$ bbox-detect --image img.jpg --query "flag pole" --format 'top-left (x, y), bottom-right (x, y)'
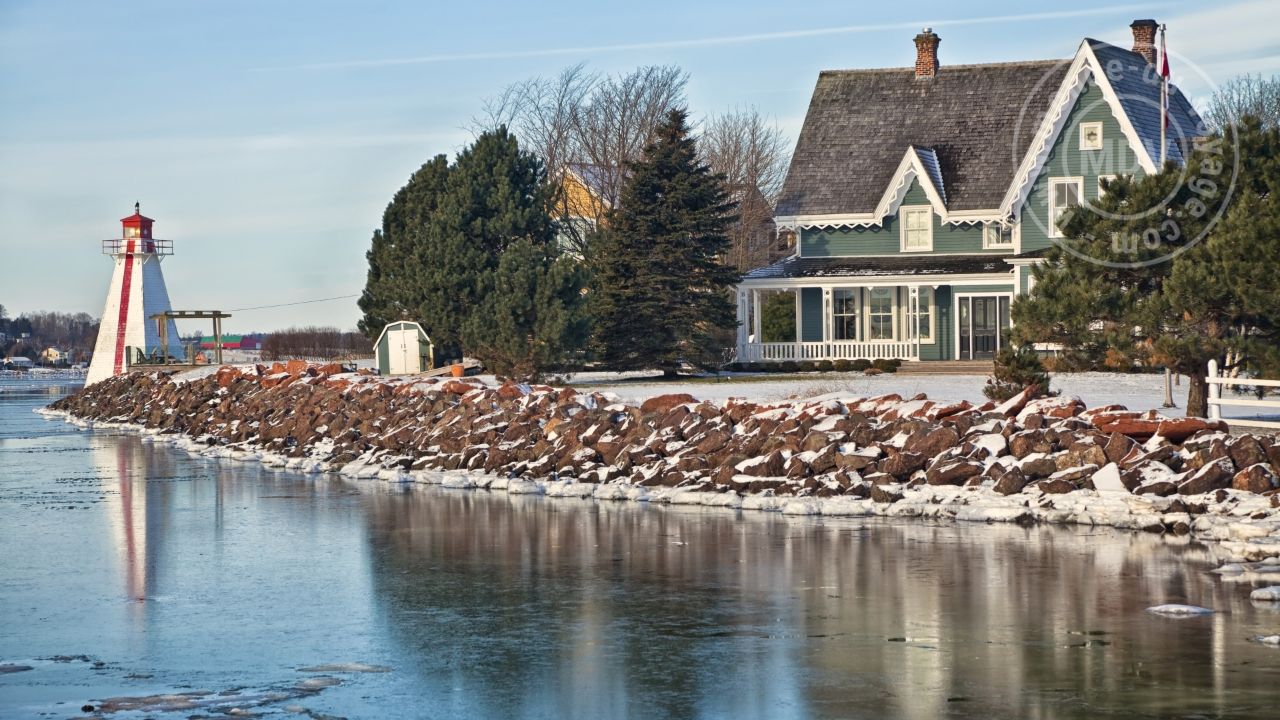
top-left (1159, 24), bottom-right (1167, 167)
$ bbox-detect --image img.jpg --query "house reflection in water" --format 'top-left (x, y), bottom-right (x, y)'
top-left (359, 486), bottom-right (1255, 719)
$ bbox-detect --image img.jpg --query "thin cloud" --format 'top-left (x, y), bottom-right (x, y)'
top-left (259, 5), bottom-right (1160, 72)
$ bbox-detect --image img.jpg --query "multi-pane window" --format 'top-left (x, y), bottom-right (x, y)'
top-left (1048, 178), bottom-right (1082, 238)
top-left (914, 287), bottom-right (933, 342)
top-left (983, 223), bottom-right (1014, 248)
top-left (833, 289), bottom-right (859, 340)
top-left (900, 206), bottom-right (932, 251)
top-left (867, 288), bottom-right (895, 340)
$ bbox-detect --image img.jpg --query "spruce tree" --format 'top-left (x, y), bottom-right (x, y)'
top-left (357, 155), bottom-right (450, 339)
top-left (461, 238), bottom-right (589, 380)
top-left (1013, 118), bottom-right (1280, 416)
top-left (591, 109), bottom-right (739, 374)
top-left (412, 127), bottom-right (556, 357)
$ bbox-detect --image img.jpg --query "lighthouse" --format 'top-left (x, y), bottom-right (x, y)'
top-left (86, 204), bottom-right (182, 386)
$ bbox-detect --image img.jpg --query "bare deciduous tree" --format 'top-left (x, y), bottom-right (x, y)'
top-left (700, 107), bottom-right (792, 272)
top-left (476, 64), bottom-right (688, 258)
top-left (261, 327), bottom-right (371, 361)
top-left (1204, 74), bottom-right (1280, 131)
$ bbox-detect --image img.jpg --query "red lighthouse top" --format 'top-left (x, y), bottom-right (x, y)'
top-left (121, 202), bottom-right (154, 240)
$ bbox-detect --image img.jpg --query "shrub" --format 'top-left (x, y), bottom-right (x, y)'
top-left (864, 367), bottom-right (883, 376)
top-left (832, 359), bottom-right (853, 372)
top-left (852, 358), bottom-right (872, 372)
top-left (798, 360), bottom-right (817, 372)
top-left (779, 360), bottom-right (800, 373)
top-left (816, 360), bottom-right (834, 372)
top-left (871, 358), bottom-right (900, 373)
top-left (983, 344), bottom-right (1055, 401)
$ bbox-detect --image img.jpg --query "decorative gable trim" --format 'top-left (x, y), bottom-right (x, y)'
top-left (777, 146), bottom-right (1004, 231)
top-left (998, 40), bottom-right (1160, 223)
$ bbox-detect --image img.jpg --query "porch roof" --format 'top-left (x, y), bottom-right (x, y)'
top-left (741, 254), bottom-right (1012, 281)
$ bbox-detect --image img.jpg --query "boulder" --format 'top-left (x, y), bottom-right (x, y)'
top-left (1103, 432), bottom-right (1137, 464)
top-left (925, 460), bottom-right (983, 486)
top-left (1035, 478), bottom-right (1077, 494)
top-left (640, 393), bottom-right (697, 414)
top-left (1232, 464), bottom-right (1278, 494)
top-left (1134, 480), bottom-right (1179, 497)
top-left (1177, 458), bottom-right (1234, 495)
top-left (992, 467), bottom-right (1028, 495)
top-left (903, 426), bottom-right (960, 458)
top-left (1018, 454), bottom-right (1058, 480)
top-left (1009, 431), bottom-right (1052, 459)
top-left (870, 485), bottom-right (904, 504)
top-left (880, 451), bottom-right (926, 479)
top-left (737, 450), bottom-right (786, 477)
top-left (1228, 436), bottom-right (1269, 469)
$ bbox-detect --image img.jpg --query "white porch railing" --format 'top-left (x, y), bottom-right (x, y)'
top-left (1207, 360), bottom-right (1280, 429)
top-left (738, 341), bottom-right (919, 363)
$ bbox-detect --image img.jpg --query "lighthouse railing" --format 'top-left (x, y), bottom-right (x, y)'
top-left (102, 238), bottom-right (173, 256)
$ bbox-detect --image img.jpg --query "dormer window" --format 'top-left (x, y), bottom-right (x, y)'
top-left (1080, 122), bottom-right (1103, 151)
top-left (900, 206), bottom-right (933, 251)
top-left (983, 222), bottom-right (1014, 249)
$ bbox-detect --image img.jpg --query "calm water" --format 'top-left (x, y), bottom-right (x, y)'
top-left (1, 378), bottom-right (1278, 719)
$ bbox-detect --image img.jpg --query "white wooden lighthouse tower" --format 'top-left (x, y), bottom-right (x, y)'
top-left (86, 205), bottom-right (182, 386)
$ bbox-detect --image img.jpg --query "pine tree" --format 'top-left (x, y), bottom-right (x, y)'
top-left (408, 127), bottom-right (557, 359)
top-left (1013, 118), bottom-right (1280, 416)
top-left (591, 109), bottom-right (739, 374)
top-left (461, 238), bottom-right (589, 380)
top-left (984, 344), bottom-right (1054, 401)
top-left (357, 155), bottom-right (450, 339)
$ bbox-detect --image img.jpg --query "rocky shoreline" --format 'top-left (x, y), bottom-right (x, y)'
top-left (44, 362), bottom-right (1280, 560)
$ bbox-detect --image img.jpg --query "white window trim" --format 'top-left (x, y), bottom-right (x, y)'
top-left (1048, 177), bottom-right (1084, 239)
top-left (831, 288), bottom-right (860, 341)
top-left (864, 287), bottom-right (897, 341)
top-left (905, 286), bottom-right (936, 343)
top-left (1079, 121), bottom-right (1103, 151)
top-left (1097, 174), bottom-right (1118, 197)
top-left (982, 222), bottom-right (1015, 249)
top-left (898, 205), bottom-right (933, 252)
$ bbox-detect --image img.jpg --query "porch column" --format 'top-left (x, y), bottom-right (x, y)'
top-left (751, 289), bottom-right (762, 343)
top-left (822, 287), bottom-right (833, 346)
top-left (736, 289), bottom-right (749, 353)
top-left (908, 285), bottom-right (920, 361)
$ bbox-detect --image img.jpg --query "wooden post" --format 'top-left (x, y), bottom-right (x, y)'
top-left (1207, 359), bottom-right (1221, 420)
top-left (213, 314), bottom-right (223, 365)
top-left (157, 315), bottom-right (168, 363)
top-left (1162, 367), bottom-right (1176, 408)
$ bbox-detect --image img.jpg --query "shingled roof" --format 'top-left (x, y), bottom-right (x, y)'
top-left (776, 60), bottom-right (1071, 218)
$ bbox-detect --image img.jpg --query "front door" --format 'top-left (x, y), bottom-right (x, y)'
top-left (958, 296), bottom-right (1010, 360)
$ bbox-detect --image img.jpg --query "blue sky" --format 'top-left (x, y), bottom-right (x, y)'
top-left (1, 0), bottom-right (1276, 333)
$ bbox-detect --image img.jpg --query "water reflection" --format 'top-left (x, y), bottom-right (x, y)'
top-left (360, 487), bottom-right (1278, 719)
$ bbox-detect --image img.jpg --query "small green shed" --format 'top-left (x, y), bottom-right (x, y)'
top-left (374, 321), bottom-right (433, 376)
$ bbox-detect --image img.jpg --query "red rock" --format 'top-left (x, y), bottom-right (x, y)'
top-left (557, 387), bottom-right (578, 402)
top-left (902, 426), bottom-right (960, 458)
top-left (496, 382), bottom-right (525, 400)
top-left (1177, 458), bottom-right (1234, 495)
top-left (1035, 478), bottom-right (1076, 494)
top-left (1155, 417), bottom-right (1228, 443)
top-left (316, 362), bottom-right (344, 376)
top-left (994, 386), bottom-right (1035, 416)
top-left (640, 393), bottom-right (697, 414)
top-left (285, 359), bottom-right (308, 375)
top-left (441, 380), bottom-right (476, 395)
top-left (1232, 464), bottom-right (1278, 494)
top-left (925, 460), bottom-right (983, 486)
top-left (924, 400), bottom-right (974, 421)
top-left (215, 366), bottom-right (240, 388)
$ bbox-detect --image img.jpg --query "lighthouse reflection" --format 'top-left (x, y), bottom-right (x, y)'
top-left (93, 437), bottom-right (171, 611)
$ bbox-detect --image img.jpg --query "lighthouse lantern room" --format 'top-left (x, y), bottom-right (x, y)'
top-left (86, 204), bottom-right (183, 386)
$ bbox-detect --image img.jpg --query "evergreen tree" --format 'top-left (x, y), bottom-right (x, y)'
top-left (591, 109), bottom-right (739, 374)
top-left (357, 155), bottom-right (450, 339)
top-left (984, 344), bottom-right (1054, 401)
top-left (1013, 118), bottom-right (1280, 416)
top-left (412, 127), bottom-right (556, 357)
top-left (461, 238), bottom-right (589, 380)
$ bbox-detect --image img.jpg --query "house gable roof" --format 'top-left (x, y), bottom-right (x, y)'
top-left (776, 38), bottom-right (1205, 229)
top-left (775, 59), bottom-right (1070, 222)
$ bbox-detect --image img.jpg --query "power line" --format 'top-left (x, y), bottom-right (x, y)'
top-left (226, 294), bottom-right (358, 312)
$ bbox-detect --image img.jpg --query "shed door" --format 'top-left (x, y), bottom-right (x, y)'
top-left (388, 327), bottom-right (411, 375)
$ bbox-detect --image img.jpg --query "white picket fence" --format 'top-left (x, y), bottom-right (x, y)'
top-left (1207, 359), bottom-right (1280, 430)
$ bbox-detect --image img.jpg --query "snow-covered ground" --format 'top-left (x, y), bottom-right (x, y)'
top-left (564, 371), bottom-right (1277, 426)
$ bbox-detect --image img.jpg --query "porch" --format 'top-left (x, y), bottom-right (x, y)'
top-left (735, 275), bottom-right (1015, 363)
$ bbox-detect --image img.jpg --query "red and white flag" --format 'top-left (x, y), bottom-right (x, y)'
top-left (1160, 27), bottom-right (1170, 129)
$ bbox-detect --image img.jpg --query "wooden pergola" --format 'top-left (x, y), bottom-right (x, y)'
top-left (149, 310), bottom-right (231, 365)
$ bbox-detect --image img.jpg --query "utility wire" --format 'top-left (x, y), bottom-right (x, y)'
top-left (226, 294), bottom-right (358, 312)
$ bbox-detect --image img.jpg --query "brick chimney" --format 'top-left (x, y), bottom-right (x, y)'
top-left (1130, 19), bottom-right (1158, 64)
top-left (914, 28), bottom-right (940, 79)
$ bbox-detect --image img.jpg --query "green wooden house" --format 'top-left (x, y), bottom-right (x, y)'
top-left (736, 19), bottom-right (1203, 363)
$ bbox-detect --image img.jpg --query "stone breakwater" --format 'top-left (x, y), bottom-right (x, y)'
top-left (47, 363), bottom-right (1280, 559)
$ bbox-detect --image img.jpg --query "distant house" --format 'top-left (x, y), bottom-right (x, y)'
top-left (555, 163), bottom-right (618, 256)
top-left (39, 347), bottom-right (68, 365)
top-left (736, 19), bottom-right (1202, 363)
top-left (4, 357), bottom-right (34, 370)
top-left (200, 335), bottom-right (243, 350)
